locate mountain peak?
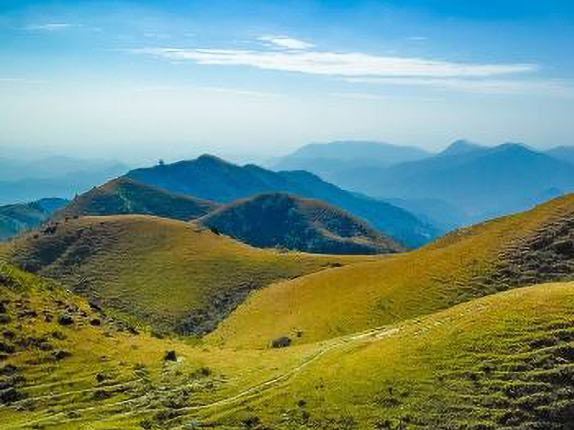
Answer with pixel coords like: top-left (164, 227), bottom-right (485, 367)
top-left (195, 154), bottom-right (231, 165)
top-left (440, 140), bottom-right (485, 157)
top-left (493, 142), bottom-right (536, 155)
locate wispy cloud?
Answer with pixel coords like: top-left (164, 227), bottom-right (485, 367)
top-left (329, 92), bottom-right (392, 101)
top-left (0, 77), bottom-right (47, 84)
top-left (25, 23), bottom-right (80, 31)
top-left (136, 47), bottom-right (537, 78)
top-left (197, 86), bottom-right (279, 97)
top-left (132, 84), bottom-right (278, 97)
top-left (346, 77), bottom-right (574, 97)
top-left (259, 35), bottom-right (315, 50)
top-left (407, 36), bottom-right (428, 41)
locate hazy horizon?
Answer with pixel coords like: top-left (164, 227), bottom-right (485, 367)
top-left (2, 0), bottom-right (574, 162)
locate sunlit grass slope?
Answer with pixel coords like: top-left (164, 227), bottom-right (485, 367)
top-left (203, 282), bottom-right (574, 430)
top-left (0, 263), bottom-right (335, 430)
top-left (4, 261), bottom-right (574, 429)
top-left (7, 215), bottom-right (377, 335)
top-left (211, 193), bottom-right (574, 347)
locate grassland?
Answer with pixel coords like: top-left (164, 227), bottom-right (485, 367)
top-left (5, 194), bottom-right (574, 429)
top-left (6, 215), bottom-right (378, 336)
top-left (3, 262), bottom-right (574, 430)
top-left (210, 193), bottom-right (574, 347)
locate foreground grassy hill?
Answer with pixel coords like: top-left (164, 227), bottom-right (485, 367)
top-left (6, 215), bottom-right (375, 336)
top-left (0, 263), bottom-right (333, 430)
top-left (0, 198), bottom-right (69, 241)
top-left (56, 177), bottom-right (219, 221)
top-left (4, 261), bottom-right (574, 430)
top-left (206, 282), bottom-right (574, 430)
top-left (211, 193), bottom-right (574, 347)
top-left (199, 193), bottom-right (404, 255)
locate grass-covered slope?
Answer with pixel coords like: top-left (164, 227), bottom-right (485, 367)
top-left (0, 263), bottom-right (340, 430)
top-left (211, 193), bottom-right (574, 347)
top-left (6, 215), bottom-right (375, 336)
top-left (5, 261), bottom-right (574, 430)
top-left (126, 155), bottom-right (439, 248)
top-left (56, 177), bottom-right (219, 221)
top-left (199, 193), bottom-right (404, 255)
top-left (0, 198), bottom-right (69, 241)
top-left (206, 282), bottom-right (574, 430)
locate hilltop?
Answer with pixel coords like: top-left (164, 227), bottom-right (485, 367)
top-left (126, 155), bottom-right (438, 248)
top-left (211, 192), bottom-right (574, 347)
top-left (199, 193), bottom-right (403, 255)
top-left (0, 198), bottom-right (69, 241)
top-left (56, 177), bottom-right (219, 221)
top-left (6, 215), bottom-right (376, 335)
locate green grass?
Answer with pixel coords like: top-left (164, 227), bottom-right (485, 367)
top-left (210, 193), bottom-right (574, 348)
top-left (199, 282), bottom-right (574, 430)
top-left (4, 262), bottom-right (574, 430)
top-left (6, 215), bottom-right (378, 335)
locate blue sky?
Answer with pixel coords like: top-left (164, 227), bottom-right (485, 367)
top-left (1, 0), bottom-right (573, 162)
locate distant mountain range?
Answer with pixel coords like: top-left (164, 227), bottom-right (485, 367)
top-left (199, 193), bottom-right (403, 255)
top-left (126, 155), bottom-right (439, 248)
top-left (0, 157), bottom-right (128, 205)
top-left (0, 198), bottom-right (69, 240)
top-left (0, 155), bottom-right (127, 182)
top-left (270, 140), bottom-right (430, 181)
top-left (274, 140), bottom-right (574, 226)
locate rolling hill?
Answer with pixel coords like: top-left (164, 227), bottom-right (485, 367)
top-left (4, 261), bottom-right (574, 430)
top-left (0, 198), bottom-right (69, 241)
top-left (56, 177), bottom-right (219, 221)
top-left (6, 215), bottom-right (377, 336)
top-left (210, 192), bottom-right (574, 347)
top-left (199, 193), bottom-right (404, 255)
top-left (125, 155), bottom-right (439, 248)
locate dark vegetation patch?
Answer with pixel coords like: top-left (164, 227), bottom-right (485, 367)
top-left (199, 193), bottom-right (403, 255)
top-left (173, 281), bottom-right (263, 336)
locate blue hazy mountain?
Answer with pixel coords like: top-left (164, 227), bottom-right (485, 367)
top-left (0, 197), bottom-right (69, 240)
top-left (333, 143), bottom-right (574, 224)
top-left (271, 141), bottom-right (431, 181)
top-left (126, 155), bottom-right (439, 248)
top-left (0, 159), bottom-right (129, 205)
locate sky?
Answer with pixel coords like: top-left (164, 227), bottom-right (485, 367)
top-left (1, 0), bottom-right (574, 163)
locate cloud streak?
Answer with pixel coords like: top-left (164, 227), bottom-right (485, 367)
top-left (25, 23), bottom-right (79, 31)
top-left (137, 47), bottom-right (538, 78)
top-left (259, 36), bottom-right (315, 50)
